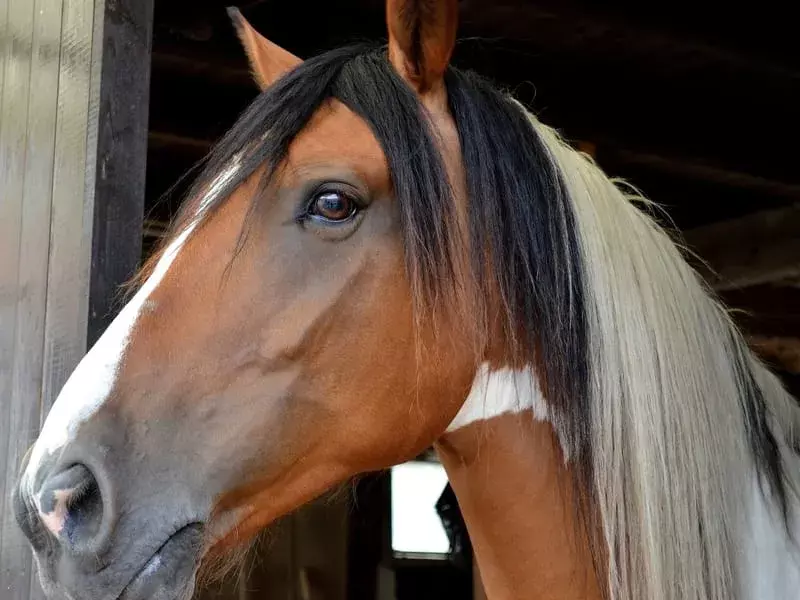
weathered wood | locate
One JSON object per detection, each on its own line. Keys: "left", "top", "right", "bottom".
{"left": 88, "top": 0, "right": 153, "bottom": 346}
{"left": 149, "top": 130, "right": 213, "bottom": 153}
{"left": 682, "top": 203, "right": 800, "bottom": 290}
{"left": 0, "top": 0, "right": 105, "bottom": 598}
{"left": 294, "top": 495, "right": 349, "bottom": 600}
{"left": 0, "top": 2, "right": 40, "bottom": 593}
{"left": 245, "top": 518, "right": 296, "bottom": 599}
{"left": 193, "top": 497, "right": 349, "bottom": 600}
{"left": 41, "top": 0, "right": 105, "bottom": 421}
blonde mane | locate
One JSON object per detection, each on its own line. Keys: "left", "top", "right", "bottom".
{"left": 524, "top": 104, "right": 800, "bottom": 600}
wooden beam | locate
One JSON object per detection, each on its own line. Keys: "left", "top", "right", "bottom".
{"left": 456, "top": 0, "right": 800, "bottom": 83}
{"left": 603, "top": 146, "right": 800, "bottom": 201}
{"left": 748, "top": 335, "right": 800, "bottom": 374}
{"left": 88, "top": 0, "right": 154, "bottom": 346}
{"left": 682, "top": 203, "right": 800, "bottom": 290}
{"left": 148, "top": 130, "right": 213, "bottom": 152}
{"left": 151, "top": 49, "right": 251, "bottom": 87}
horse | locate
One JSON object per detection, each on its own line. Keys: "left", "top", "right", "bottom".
{"left": 14, "top": 1, "right": 800, "bottom": 599}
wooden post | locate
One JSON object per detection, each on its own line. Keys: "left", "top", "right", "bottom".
{"left": 0, "top": 0, "right": 152, "bottom": 597}
{"left": 88, "top": 0, "right": 153, "bottom": 346}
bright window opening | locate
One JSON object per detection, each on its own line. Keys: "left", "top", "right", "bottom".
{"left": 390, "top": 461, "right": 450, "bottom": 557}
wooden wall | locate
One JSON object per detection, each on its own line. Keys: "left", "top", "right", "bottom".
{"left": 0, "top": 0, "right": 105, "bottom": 597}
{"left": 196, "top": 496, "right": 350, "bottom": 600}
{"left": 0, "top": 0, "right": 154, "bottom": 596}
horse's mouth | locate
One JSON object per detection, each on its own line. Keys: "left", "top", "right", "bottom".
{"left": 118, "top": 523, "right": 204, "bottom": 600}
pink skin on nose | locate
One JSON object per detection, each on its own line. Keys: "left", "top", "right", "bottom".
{"left": 35, "top": 488, "right": 75, "bottom": 537}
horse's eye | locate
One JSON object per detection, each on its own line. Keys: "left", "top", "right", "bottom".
{"left": 310, "top": 191, "right": 357, "bottom": 222}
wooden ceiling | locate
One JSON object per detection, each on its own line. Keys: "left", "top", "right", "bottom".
{"left": 144, "top": 0, "right": 800, "bottom": 379}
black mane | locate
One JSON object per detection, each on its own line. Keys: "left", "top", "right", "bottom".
{"left": 169, "top": 40, "right": 592, "bottom": 531}
{"left": 176, "top": 46, "right": 589, "bottom": 443}
{"left": 161, "top": 43, "right": 789, "bottom": 587}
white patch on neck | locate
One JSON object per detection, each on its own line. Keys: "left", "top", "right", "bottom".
{"left": 24, "top": 222, "right": 198, "bottom": 490}
{"left": 741, "top": 453, "right": 800, "bottom": 599}
{"left": 446, "top": 364, "right": 549, "bottom": 432}
{"left": 446, "top": 364, "right": 572, "bottom": 460}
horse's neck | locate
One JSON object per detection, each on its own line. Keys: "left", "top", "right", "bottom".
{"left": 436, "top": 365, "right": 800, "bottom": 600}
{"left": 435, "top": 410, "right": 603, "bottom": 600}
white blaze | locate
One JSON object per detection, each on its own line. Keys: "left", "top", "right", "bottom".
{"left": 22, "top": 159, "right": 239, "bottom": 504}
{"left": 22, "top": 224, "right": 197, "bottom": 495}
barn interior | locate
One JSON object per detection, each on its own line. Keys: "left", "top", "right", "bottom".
{"left": 136, "top": 1, "right": 800, "bottom": 598}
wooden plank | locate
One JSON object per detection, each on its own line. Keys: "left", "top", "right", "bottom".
{"left": 0, "top": 0, "right": 7, "bottom": 94}
{"left": 193, "top": 497, "right": 349, "bottom": 600}
{"left": 608, "top": 147, "right": 800, "bottom": 200}
{"left": 0, "top": 0, "right": 66, "bottom": 594}
{"left": 0, "top": 0, "right": 37, "bottom": 583}
{"left": 682, "top": 203, "right": 800, "bottom": 290}
{"left": 87, "top": 0, "right": 153, "bottom": 346}
{"left": 243, "top": 517, "right": 296, "bottom": 599}
{"left": 0, "top": 0, "right": 105, "bottom": 598}
{"left": 148, "top": 129, "right": 213, "bottom": 152}
{"left": 40, "top": 0, "right": 104, "bottom": 418}
{"left": 193, "top": 519, "right": 295, "bottom": 599}
{"left": 294, "top": 496, "right": 349, "bottom": 600}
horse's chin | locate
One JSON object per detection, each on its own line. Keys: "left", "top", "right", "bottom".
{"left": 117, "top": 523, "right": 204, "bottom": 600}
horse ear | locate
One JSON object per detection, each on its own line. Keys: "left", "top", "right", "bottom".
{"left": 386, "top": 0, "right": 458, "bottom": 94}
{"left": 227, "top": 7, "right": 302, "bottom": 90}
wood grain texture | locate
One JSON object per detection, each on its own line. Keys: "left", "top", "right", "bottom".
{"left": 88, "top": 0, "right": 153, "bottom": 346}
{"left": 0, "top": 1, "right": 37, "bottom": 594}
{"left": 0, "top": 0, "right": 105, "bottom": 598}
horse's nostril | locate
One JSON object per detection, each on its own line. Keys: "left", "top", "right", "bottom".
{"left": 36, "top": 464, "right": 104, "bottom": 548}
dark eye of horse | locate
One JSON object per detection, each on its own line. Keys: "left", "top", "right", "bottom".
{"left": 310, "top": 190, "right": 357, "bottom": 222}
